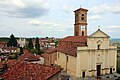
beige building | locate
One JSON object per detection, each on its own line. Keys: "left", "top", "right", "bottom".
{"left": 55, "top": 8, "right": 117, "bottom": 78}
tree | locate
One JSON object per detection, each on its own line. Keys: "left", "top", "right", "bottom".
{"left": 19, "top": 47, "right": 23, "bottom": 56}
{"left": 30, "top": 49, "right": 38, "bottom": 54}
{"left": 7, "top": 34, "right": 17, "bottom": 47}
{"left": 35, "top": 37, "right": 40, "bottom": 54}
{"left": 55, "top": 41, "right": 58, "bottom": 47}
{"left": 28, "top": 38, "right": 33, "bottom": 50}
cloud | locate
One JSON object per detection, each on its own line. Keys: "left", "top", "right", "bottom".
{"left": 28, "top": 20, "right": 72, "bottom": 32}
{"left": 107, "top": 26, "right": 120, "bottom": 29}
{"left": 88, "top": 15, "right": 101, "bottom": 20}
{"left": 62, "top": 4, "right": 72, "bottom": 13}
{"left": 0, "top": 0, "right": 49, "bottom": 18}
{"left": 90, "top": 3, "right": 120, "bottom": 14}
{"left": 28, "top": 20, "right": 60, "bottom": 27}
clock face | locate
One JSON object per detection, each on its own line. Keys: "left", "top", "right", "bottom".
{"left": 81, "top": 26, "right": 85, "bottom": 30}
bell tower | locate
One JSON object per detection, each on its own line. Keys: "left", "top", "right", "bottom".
{"left": 74, "top": 8, "right": 88, "bottom": 36}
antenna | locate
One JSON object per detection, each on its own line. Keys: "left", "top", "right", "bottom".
{"left": 98, "top": 25, "right": 100, "bottom": 30}
{"left": 80, "top": 5, "right": 81, "bottom": 8}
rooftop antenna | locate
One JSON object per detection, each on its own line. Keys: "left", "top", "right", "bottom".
{"left": 80, "top": 5, "right": 81, "bottom": 8}
{"left": 98, "top": 25, "right": 100, "bottom": 30}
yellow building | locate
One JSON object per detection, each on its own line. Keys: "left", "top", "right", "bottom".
{"left": 55, "top": 8, "right": 117, "bottom": 78}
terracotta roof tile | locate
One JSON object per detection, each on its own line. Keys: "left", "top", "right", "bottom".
{"left": 0, "top": 60, "right": 61, "bottom": 80}
{"left": 60, "top": 36, "right": 87, "bottom": 43}
{"left": 0, "top": 42, "right": 7, "bottom": 45}
{"left": 44, "top": 36, "right": 87, "bottom": 57}
{"left": 45, "top": 48, "right": 57, "bottom": 54}
{"left": 2, "top": 47, "right": 18, "bottom": 50}
{"left": 18, "top": 53, "right": 39, "bottom": 61}
{"left": 57, "top": 46, "right": 77, "bottom": 57}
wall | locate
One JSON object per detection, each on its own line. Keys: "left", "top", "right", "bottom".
{"left": 44, "top": 52, "right": 57, "bottom": 65}
{"left": 55, "top": 52, "right": 76, "bottom": 76}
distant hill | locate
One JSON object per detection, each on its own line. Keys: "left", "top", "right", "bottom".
{"left": 110, "top": 38, "right": 120, "bottom": 42}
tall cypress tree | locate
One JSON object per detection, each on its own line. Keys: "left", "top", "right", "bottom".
{"left": 7, "top": 34, "right": 17, "bottom": 47}
{"left": 35, "top": 37, "right": 40, "bottom": 54}
{"left": 28, "top": 38, "right": 33, "bottom": 50}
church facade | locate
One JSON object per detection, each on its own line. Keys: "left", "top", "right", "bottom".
{"left": 55, "top": 8, "right": 117, "bottom": 77}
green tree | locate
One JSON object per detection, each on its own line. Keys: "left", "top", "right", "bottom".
{"left": 55, "top": 41, "right": 58, "bottom": 47}
{"left": 30, "top": 49, "right": 38, "bottom": 54}
{"left": 28, "top": 38, "right": 33, "bottom": 50}
{"left": 8, "top": 53, "right": 17, "bottom": 59}
{"left": 7, "top": 34, "right": 18, "bottom": 47}
{"left": 35, "top": 37, "right": 40, "bottom": 54}
{"left": 19, "top": 47, "right": 23, "bottom": 56}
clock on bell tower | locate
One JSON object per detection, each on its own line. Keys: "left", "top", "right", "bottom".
{"left": 74, "top": 8, "right": 88, "bottom": 36}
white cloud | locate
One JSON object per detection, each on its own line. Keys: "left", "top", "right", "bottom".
{"left": 28, "top": 20, "right": 72, "bottom": 32}
{"left": 0, "top": 0, "right": 49, "bottom": 18}
{"left": 28, "top": 20, "right": 60, "bottom": 27}
{"left": 107, "top": 26, "right": 120, "bottom": 29}
{"left": 62, "top": 4, "right": 72, "bottom": 13}
{"left": 88, "top": 15, "right": 101, "bottom": 20}
{"left": 90, "top": 3, "right": 120, "bottom": 14}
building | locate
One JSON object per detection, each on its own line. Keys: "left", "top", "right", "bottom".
{"left": 17, "top": 38, "right": 26, "bottom": 48}
{"left": 18, "top": 53, "right": 44, "bottom": 64}
{"left": 0, "top": 60, "right": 61, "bottom": 80}
{"left": 55, "top": 8, "right": 117, "bottom": 78}
{"left": 39, "top": 37, "right": 56, "bottom": 50}
{"left": 1, "top": 47, "right": 20, "bottom": 53}
{"left": 42, "top": 48, "right": 57, "bottom": 65}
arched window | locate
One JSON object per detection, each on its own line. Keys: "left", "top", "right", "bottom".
{"left": 82, "top": 31, "right": 84, "bottom": 36}
{"left": 98, "top": 45, "right": 100, "bottom": 50}
{"left": 81, "top": 14, "right": 84, "bottom": 21}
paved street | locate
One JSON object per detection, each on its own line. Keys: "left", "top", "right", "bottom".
{"left": 61, "top": 71, "right": 120, "bottom": 80}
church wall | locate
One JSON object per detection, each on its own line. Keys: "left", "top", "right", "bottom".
{"left": 77, "top": 44, "right": 117, "bottom": 77}
{"left": 87, "top": 37, "right": 109, "bottom": 50}
{"left": 76, "top": 49, "right": 90, "bottom": 77}
{"left": 55, "top": 52, "right": 76, "bottom": 76}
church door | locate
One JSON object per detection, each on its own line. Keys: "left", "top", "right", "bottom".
{"left": 97, "top": 65, "right": 101, "bottom": 76}
{"left": 110, "top": 68, "right": 112, "bottom": 74}
{"left": 82, "top": 71, "right": 85, "bottom": 78}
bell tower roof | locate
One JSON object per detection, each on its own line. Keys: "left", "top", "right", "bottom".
{"left": 74, "top": 8, "right": 88, "bottom": 12}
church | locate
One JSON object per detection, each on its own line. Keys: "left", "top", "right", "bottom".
{"left": 55, "top": 8, "right": 117, "bottom": 77}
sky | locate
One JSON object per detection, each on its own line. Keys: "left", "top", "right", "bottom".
{"left": 0, "top": 0, "right": 120, "bottom": 38}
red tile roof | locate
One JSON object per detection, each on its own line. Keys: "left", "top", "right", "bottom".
{"left": 57, "top": 46, "right": 77, "bottom": 57}
{"left": 2, "top": 47, "right": 18, "bottom": 50}
{"left": 44, "top": 36, "right": 87, "bottom": 57}
{"left": 45, "top": 48, "right": 57, "bottom": 54}
{"left": 59, "top": 36, "right": 87, "bottom": 43}
{"left": 0, "top": 60, "right": 61, "bottom": 80}
{"left": 0, "top": 42, "right": 7, "bottom": 45}
{"left": 23, "top": 50, "right": 29, "bottom": 53}
{"left": 18, "top": 53, "right": 40, "bottom": 61}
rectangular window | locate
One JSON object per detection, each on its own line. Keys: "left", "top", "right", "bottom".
{"left": 98, "top": 45, "right": 100, "bottom": 50}
{"left": 67, "top": 56, "right": 68, "bottom": 62}
{"left": 58, "top": 53, "right": 59, "bottom": 58}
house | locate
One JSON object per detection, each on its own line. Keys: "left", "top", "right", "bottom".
{"left": 42, "top": 48, "right": 57, "bottom": 65}
{"left": 55, "top": 8, "right": 117, "bottom": 78}
{"left": 18, "top": 53, "right": 44, "bottom": 64}
{"left": 0, "top": 60, "right": 61, "bottom": 80}
{"left": 39, "top": 37, "right": 56, "bottom": 50}
{"left": 1, "top": 47, "right": 20, "bottom": 53}
{"left": 0, "top": 42, "right": 7, "bottom": 51}
{"left": 0, "top": 42, "right": 7, "bottom": 48}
